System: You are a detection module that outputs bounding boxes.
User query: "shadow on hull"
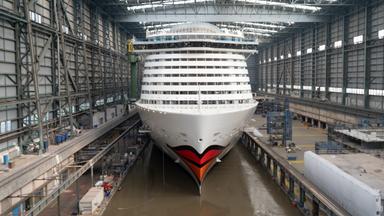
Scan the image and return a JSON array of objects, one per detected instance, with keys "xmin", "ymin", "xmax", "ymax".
[{"xmin": 153, "ymin": 135, "xmax": 240, "ymax": 194}]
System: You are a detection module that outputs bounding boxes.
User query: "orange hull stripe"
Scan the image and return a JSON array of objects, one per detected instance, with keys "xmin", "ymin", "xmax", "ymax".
[{"xmin": 183, "ymin": 160, "xmax": 214, "ymax": 182}]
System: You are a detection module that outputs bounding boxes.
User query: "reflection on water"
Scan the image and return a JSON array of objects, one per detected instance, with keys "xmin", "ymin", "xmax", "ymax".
[{"xmin": 103, "ymin": 143, "xmax": 300, "ymax": 216}]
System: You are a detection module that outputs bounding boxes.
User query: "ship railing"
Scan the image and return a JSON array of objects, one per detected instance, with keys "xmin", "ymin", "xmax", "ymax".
[{"xmin": 140, "ymin": 104, "xmax": 255, "ymax": 111}]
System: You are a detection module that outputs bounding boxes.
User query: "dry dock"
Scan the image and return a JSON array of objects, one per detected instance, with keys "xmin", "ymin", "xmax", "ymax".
[
  {"xmin": 102, "ymin": 142, "xmax": 301, "ymax": 216},
  {"xmin": 102, "ymin": 112, "xmax": 352, "ymax": 216}
]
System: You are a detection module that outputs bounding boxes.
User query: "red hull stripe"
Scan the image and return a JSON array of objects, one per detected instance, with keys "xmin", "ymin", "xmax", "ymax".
[{"xmin": 176, "ymin": 149, "xmax": 221, "ymax": 166}]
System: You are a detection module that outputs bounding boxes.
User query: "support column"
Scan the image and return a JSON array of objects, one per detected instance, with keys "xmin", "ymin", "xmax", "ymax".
[
  {"xmin": 76, "ymin": 0, "xmax": 93, "ymax": 125},
  {"xmin": 75, "ymin": 179, "xmax": 80, "ymax": 214},
  {"xmin": 128, "ymin": 40, "xmax": 140, "ymax": 102},
  {"xmin": 276, "ymin": 45, "xmax": 280, "ymax": 94},
  {"xmin": 341, "ymin": 16, "xmax": 348, "ymax": 106},
  {"xmin": 312, "ymin": 199, "xmax": 319, "ymax": 216},
  {"xmin": 23, "ymin": 0, "xmax": 44, "ymax": 154},
  {"xmin": 280, "ymin": 168, "xmax": 285, "ymax": 189},
  {"xmin": 288, "ymin": 177, "xmax": 294, "ymax": 198},
  {"xmin": 101, "ymin": 15, "xmax": 108, "ymax": 119},
  {"xmin": 290, "ymin": 37, "xmax": 294, "ymax": 94},
  {"xmin": 91, "ymin": 165, "xmax": 94, "ymax": 186},
  {"xmin": 255, "ymin": 146, "xmax": 259, "ymax": 159},
  {"xmin": 51, "ymin": 1, "xmax": 59, "ymax": 134},
  {"xmin": 299, "ymin": 32, "xmax": 304, "ymax": 98},
  {"xmin": 311, "ymin": 26, "xmax": 316, "ymax": 99},
  {"xmin": 325, "ymin": 22, "xmax": 331, "ymax": 100},
  {"xmin": 90, "ymin": 5, "xmax": 98, "ymax": 113},
  {"xmin": 272, "ymin": 161, "xmax": 277, "ymax": 179},
  {"xmin": 57, "ymin": 195, "xmax": 61, "ymax": 216},
  {"xmin": 266, "ymin": 49, "xmax": 269, "ymax": 92},
  {"xmin": 282, "ymin": 40, "xmax": 287, "ymax": 95},
  {"xmin": 15, "ymin": 19, "xmax": 23, "ymax": 150},
  {"xmin": 57, "ymin": 0, "xmax": 74, "ymax": 133},
  {"xmin": 57, "ymin": 172, "xmax": 61, "ymax": 216},
  {"xmin": 363, "ymin": 5, "xmax": 370, "ymax": 108},
  {"xmin": 257, "ymin": 54, "xmax": 262, "ymax": 92},
  {"xmin": 299, "ymin": 187, "xmax": 305, "ymax": 207}
]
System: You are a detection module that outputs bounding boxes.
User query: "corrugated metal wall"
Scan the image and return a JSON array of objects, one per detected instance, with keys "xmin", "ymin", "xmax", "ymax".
[
  {"xmin": 0, "ymin": 0, "xmax": 130, "ymax": 151},
  {"xmin": 257, "ymin": 0, "xmax": 384, "ymax": 112}
]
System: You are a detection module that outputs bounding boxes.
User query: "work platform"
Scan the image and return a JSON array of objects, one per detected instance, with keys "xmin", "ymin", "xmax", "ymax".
[
  {"xmin": 245, "ymin": 114, "xmax": 327, "ymax": 173},
  {"xmin": 0, "ymin": 110, "xmax": 138, "ymax": 215}
]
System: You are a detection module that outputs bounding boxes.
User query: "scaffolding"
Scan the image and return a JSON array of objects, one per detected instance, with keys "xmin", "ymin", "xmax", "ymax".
[{"xmin": 0, "ymin": 0, "xmax": 131, "ymax": 156}]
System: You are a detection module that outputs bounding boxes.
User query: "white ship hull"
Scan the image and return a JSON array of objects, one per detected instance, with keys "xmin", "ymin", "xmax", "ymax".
[
  {"xmin": 137, "ymin": 104, "xmax": 257, "ymax": 187},
  {"xmin": 134, "ymin": 23, "xmax": 259, "ymax": 191}
]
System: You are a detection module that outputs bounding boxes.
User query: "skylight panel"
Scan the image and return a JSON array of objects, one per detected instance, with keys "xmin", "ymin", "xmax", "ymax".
[
  {"xmin": 127, "ymin": 0, "xmax": 214, "ymax": 11},
  {"xmin": 127, "ymin": 0, "xmax": 321, "ymax": 12},
  {"xmin": 235, "ymin": 22, "xmax": 287, "ymax": 29},
  {"xmin": 143, "ymin": 22, "xmax": 190, "ymax": 30},
  {"xmin": 235, "ymin": 0, "xmax": 322, "ymax": 12},
  {"xmin": 217, "ymin": 24, "xmax": 278, "ymax": 33}
]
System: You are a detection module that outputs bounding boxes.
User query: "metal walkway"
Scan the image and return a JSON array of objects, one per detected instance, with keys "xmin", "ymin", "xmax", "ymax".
[{"xmin": 0, "ymin": 110, "xmax": 139, "ymax": 215}]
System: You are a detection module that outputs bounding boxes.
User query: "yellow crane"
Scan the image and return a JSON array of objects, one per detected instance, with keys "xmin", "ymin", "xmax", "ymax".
[{"xmin": 127, "ymin": 39, "xmax": 140, "ymax": 101}]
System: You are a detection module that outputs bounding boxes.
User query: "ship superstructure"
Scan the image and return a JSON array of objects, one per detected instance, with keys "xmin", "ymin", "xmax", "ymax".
[{"xmin": 134, "ymin": 23, "xmax": 258, "ymax": 191}]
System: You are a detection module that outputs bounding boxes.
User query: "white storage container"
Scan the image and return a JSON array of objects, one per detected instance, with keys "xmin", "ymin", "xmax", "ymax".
[
  {"xmin": 304, "ymin": 151, "xmax": 383, "ymax": 216},
  {"xmin": 79, "ymin": 187, "xmax": 104, "ymax": 215}
]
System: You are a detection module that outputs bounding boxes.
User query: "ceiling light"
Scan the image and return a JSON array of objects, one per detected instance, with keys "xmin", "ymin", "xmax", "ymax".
[{"xmin": 236, "ymin": 0, "xmax": 321, "ymax": 12}]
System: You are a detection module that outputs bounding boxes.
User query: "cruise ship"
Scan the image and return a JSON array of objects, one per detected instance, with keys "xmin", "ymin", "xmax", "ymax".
[{"xmin": 134, "ymin": 23, "xmax": 258, "ymax": 192}]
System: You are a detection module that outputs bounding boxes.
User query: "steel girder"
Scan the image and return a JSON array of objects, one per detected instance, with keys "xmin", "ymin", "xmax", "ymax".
[{"xmin": 115, "ymin": 6, "xmax": 330, "ymax": 23}]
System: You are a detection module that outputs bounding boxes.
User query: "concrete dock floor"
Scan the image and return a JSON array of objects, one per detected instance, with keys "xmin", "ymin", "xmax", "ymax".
[{"xmin": 245, "ymin": 114, "xmax": 328, "ymax": 173}]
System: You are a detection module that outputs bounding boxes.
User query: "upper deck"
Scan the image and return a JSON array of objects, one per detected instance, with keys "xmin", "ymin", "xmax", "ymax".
[{"xmin": 133, "ymin": 23, "xmax": 258, "ymax": 53}]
